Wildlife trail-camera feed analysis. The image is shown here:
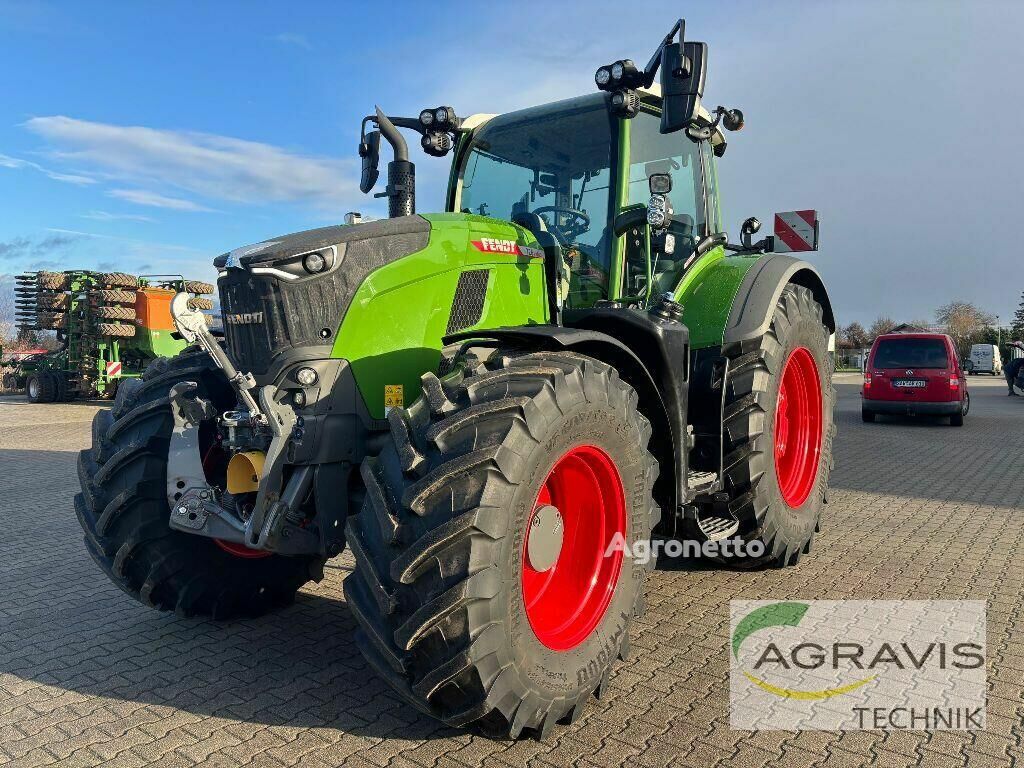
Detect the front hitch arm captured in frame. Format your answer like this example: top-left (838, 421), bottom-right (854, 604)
top-left (170, 292), bottom-right (264, 424)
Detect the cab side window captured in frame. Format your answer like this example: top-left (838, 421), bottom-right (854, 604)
top-left (627, 109), bottom-right (708, 296)
top-left (627, 110), bottom-right (706, 235)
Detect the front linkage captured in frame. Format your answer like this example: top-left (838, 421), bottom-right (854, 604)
top-left (165, 294), bottom-right (319, 556)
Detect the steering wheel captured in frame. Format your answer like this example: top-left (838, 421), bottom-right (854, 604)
top-left (533, 205), bottom-right (591, 243)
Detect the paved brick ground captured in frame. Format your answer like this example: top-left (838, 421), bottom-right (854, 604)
top-left (1, 374), bottom-right (1022, 767)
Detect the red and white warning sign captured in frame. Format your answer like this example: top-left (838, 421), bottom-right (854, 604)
top-left (105, 361), bottom-right (122, 377)
top-left (773, 210), bottom-right (819, 253)
top-left (471, 239), bottom-right (544, 259)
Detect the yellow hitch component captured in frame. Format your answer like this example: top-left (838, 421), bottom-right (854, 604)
top-left (226, 451), bottom-right (266, 494)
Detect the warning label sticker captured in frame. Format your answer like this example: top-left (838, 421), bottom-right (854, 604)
top-left (384, 384), bottom-right (404, 412)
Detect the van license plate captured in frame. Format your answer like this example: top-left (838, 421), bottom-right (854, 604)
top-left (894, 379), bottom-right (927, 388)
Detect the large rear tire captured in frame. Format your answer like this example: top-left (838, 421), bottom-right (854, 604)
top-left (344, 349), bottom-right (659, 738)
top-left (720, 284), bottom-right (835, 567)
top-left (75, 349), bottom-right (326, 618)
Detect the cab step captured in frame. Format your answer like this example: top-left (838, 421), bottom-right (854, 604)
top-left (695, 514), bottom-right (740, 542)
top-left (686, 470), bottom-right (718, 492)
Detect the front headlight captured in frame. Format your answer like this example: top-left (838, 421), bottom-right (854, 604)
top-left (295, 367), bottom-right (318, 386)
top-left (302, 251), bottom-right (327, 274)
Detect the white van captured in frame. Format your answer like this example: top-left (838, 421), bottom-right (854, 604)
top-left (967, 343), bottom-right (1002, 375)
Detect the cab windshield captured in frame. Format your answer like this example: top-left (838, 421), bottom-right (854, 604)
top-left (457, 94), bottom-right (614, 305)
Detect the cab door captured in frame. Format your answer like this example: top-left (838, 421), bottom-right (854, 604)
top-left (617, 104), bottom-right (712, 303)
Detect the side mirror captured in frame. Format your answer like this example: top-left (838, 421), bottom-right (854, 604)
top-left (358, 130), bottom-right (381, 194)
top-left (660, 41), bottom-right (707, 134)
top-left (771, 210), bottom-right (819, 252)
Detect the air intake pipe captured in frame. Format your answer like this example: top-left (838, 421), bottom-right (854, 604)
top-left (375, 107), bottom-right (415, 218)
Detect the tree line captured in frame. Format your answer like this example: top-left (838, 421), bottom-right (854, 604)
top-left (837, 293), bottom-right (1024, 362)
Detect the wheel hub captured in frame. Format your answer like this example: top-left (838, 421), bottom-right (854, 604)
top-left (526, 504), bottom-right (564, 572)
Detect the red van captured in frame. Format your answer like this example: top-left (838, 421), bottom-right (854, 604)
top-left (862, 333), bottom-right (969, 426)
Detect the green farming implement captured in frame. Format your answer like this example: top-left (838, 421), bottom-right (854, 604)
top-left (11, 270), bottom-right (214, 401)
top-left (77, 18), bottom-right (835, 738)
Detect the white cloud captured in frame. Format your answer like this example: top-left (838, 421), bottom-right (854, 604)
top-left (23, 116), bottom-right (358, 210)
top-left (108, 188), bottom-right (213, 212)
top-left (0, 151), bottom-right (96, 185)
top-left (46, 227), bottom-right (203, 254)
top-left (81, 210), bottom-right (154, 223)
top-left (273, 32), bottom-right (312, 50)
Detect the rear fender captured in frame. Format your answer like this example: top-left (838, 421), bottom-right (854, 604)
top-left (723, 255), bottom-right (835, 352)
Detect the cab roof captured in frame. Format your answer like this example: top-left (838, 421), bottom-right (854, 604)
top-left (459, 83), bottom-right (726, 149)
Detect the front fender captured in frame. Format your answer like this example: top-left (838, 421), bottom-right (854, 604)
top-left (446, 318), bottom-right (686, 516)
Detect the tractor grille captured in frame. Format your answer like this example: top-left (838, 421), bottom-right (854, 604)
top-left (445, 269), bottom-right (490, 335)
top-left (219, 271), bottom-right (348, 375)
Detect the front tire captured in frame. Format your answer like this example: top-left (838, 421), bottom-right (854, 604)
top-left (344, 349), bottom-right (659, 738)
top-left (75, 349), bottom-right (326, 618)
top-left (720, 284), bottom-right (835, 567)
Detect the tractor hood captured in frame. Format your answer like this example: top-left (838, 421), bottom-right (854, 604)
top-left (214, 215), bottom-right (430, 271)
top-left (214, 215), bottom-right (431, 376)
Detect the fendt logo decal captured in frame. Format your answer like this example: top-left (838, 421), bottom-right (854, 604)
top-left (471, 239), bottom-right (544, 259)
top-left (224, 311), bottom-right (264, 325)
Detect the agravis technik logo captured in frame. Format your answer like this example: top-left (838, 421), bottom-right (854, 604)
top-left (729, 600), bottom-right (986, 730)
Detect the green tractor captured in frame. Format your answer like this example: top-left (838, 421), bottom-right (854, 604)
top-left (76, 19), bottom-right (834, 738)
top-left (10, 270), bottom-right (214, 401)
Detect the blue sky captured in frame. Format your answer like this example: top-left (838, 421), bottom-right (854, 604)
top-left (1, 0), bottom-right (1022, 326)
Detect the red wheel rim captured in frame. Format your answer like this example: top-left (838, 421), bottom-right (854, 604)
top-left (774, 347), bottom-right (823, 508)
top-left (521, 444), bottom-right (626, 651)
top-left (214, 539), bottom-right (270, 558)
top-left (200, 442), bottom-right (271, 559)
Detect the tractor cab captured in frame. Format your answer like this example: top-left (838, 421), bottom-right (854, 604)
top-left (356, 17), bottom-right (762, 323)
top-left (448, 87), bottom-right (727, 310)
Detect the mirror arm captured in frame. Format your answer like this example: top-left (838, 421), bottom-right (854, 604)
top-left (694, 232), bottom-right (728, 258)
top-left (724, 236), bottom-right (773, 255)
top-left (374, 107), bottom-right (409, 162)
top-left (642, 18), bottom-right (683, 86)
